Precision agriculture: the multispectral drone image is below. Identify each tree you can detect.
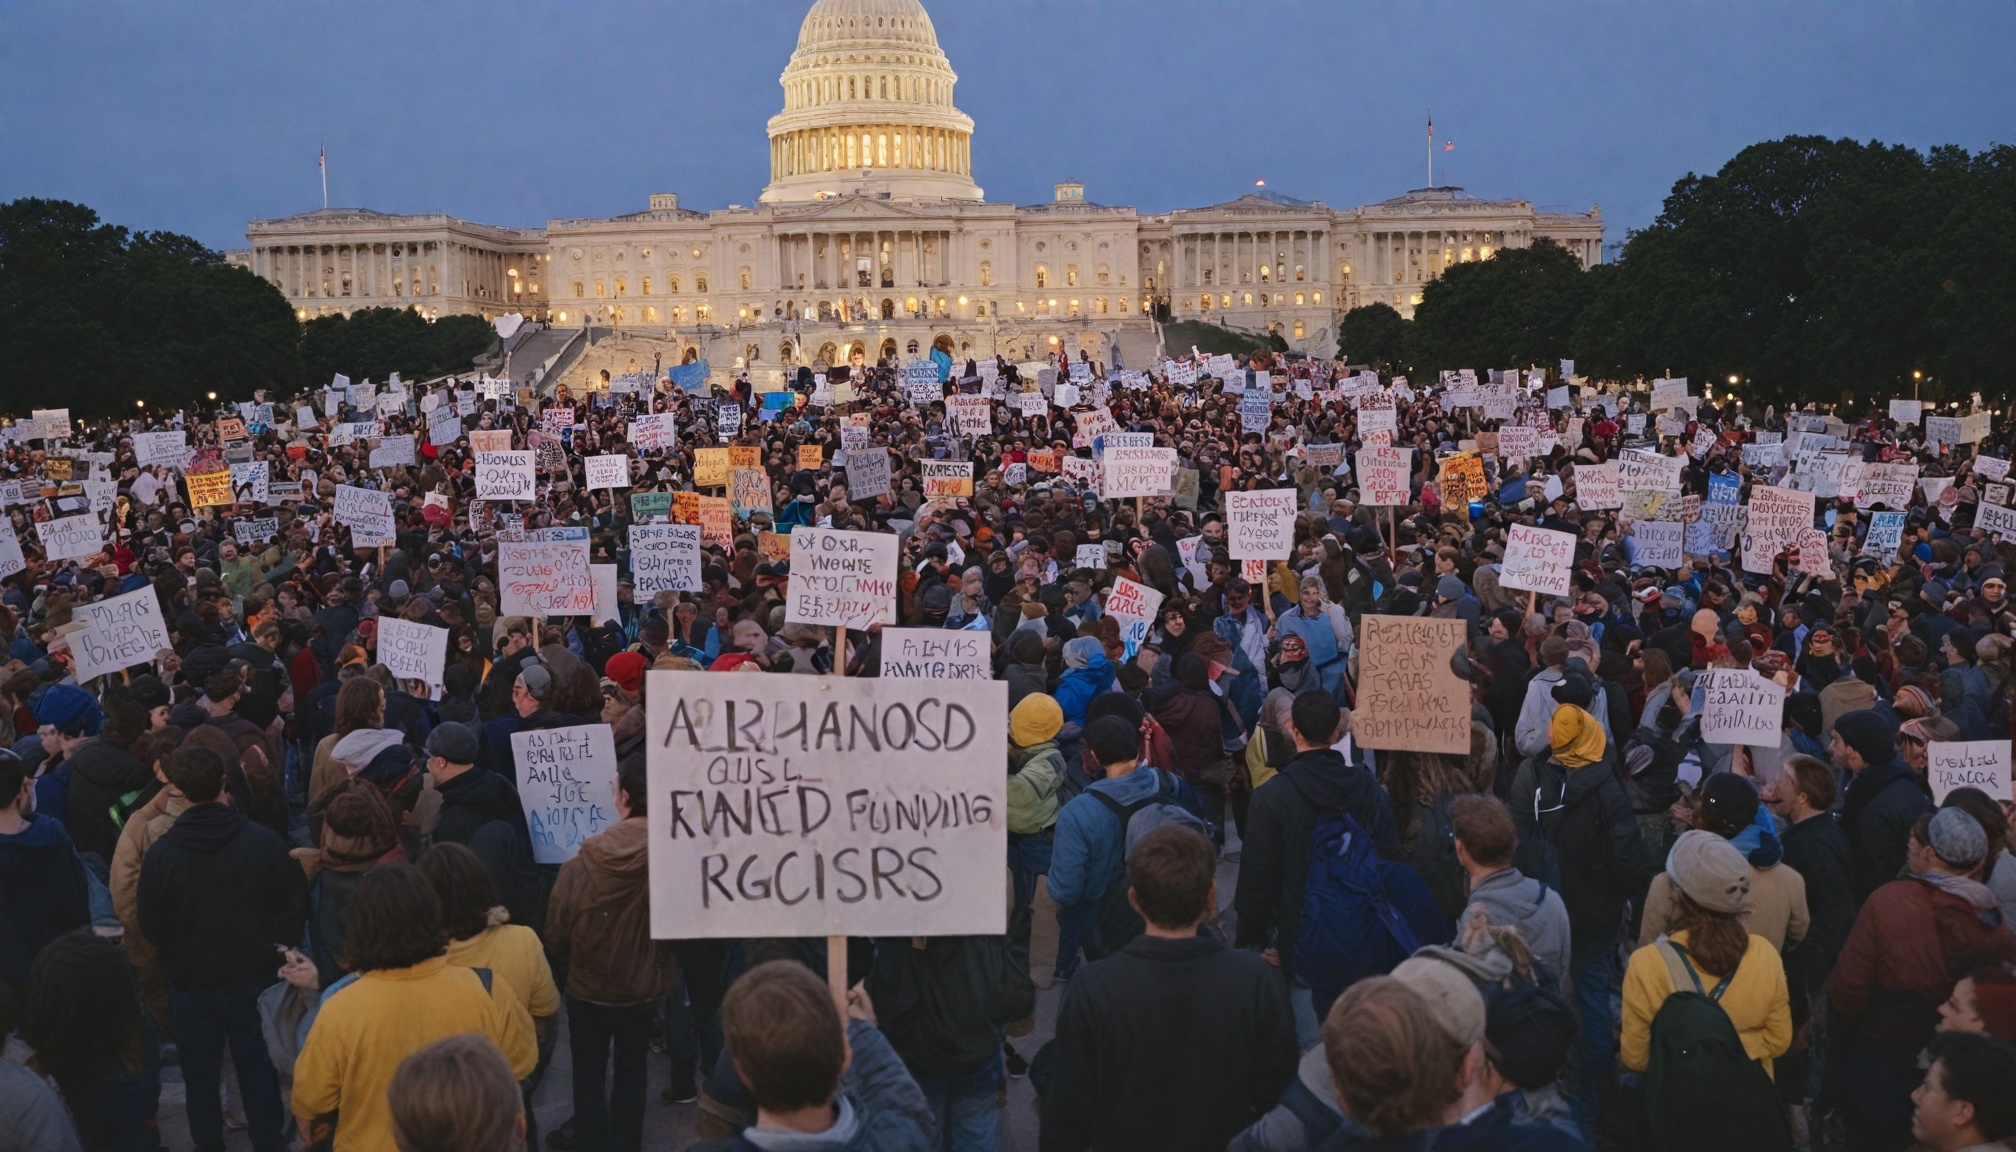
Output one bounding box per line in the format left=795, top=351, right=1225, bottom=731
left=1337, top=303, right=1408, bottom=370
left=1406, top=239, right=1589, bottom=375
left=298, top=308, right=496, bottom=390
left=0, top=198, right=300, bottom=416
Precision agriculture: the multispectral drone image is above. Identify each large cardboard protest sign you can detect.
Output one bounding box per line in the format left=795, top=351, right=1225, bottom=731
left=786, top=527, right=897, bottom=631
left=514, top=724, right=621, bottom=865
left=1976, top=502, right=2016, bottom=545
left=498, top=530, right=594, bottom=616
left=186, top=469, right=234, bottom=508
left=630, top=524, right=703, bottom=594
left=1500, top=524, right=1577, bottom=597
left=1926, top=740, right=2012, bottom=802
left=0, top=520, right=23, bottom=580
left=1626, top=520, right=1685, bottom=570
left=133, top=432, right=188, bottom=470
left=1104, top=576, right=1165, bottom=657
left=1698, top=669, right=1784, bottom=748
left=476, top=451, right=536, bottom=502
left=645, top=672, right=1009, bottom=938
left=845, top=449, right=892, bottom=501
left=585, top=455, right=631, bottom=491
left=1574, top=462, right=1622, bottom=510
left=920, top=461, right=973, bottom=499
left=378, top=617, right=448, bottom=690
left=1618, top=450, right=1683, bottom=492
left=1740, top=485, right=1817, bottom=574
left=879, top=629, right=991, bottom=680
left=1102, top=447, right=1175, bottom=498
left=69, top=585, right=172, bottom=681
left=333, top=485, right=395, bottom=546
left=1224, top=489, right=1299, bottom=559
left=1355, top=616, right=1469, bottom=754
left=1356, top=447, right=1411, bottom=506
left=36, top=513, right=102, bottom=562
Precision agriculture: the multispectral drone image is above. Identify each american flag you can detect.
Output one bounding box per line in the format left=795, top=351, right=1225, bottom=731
left=1444, top=140, right=1455, bottom=152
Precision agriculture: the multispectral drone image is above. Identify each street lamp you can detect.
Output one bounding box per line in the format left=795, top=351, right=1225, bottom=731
left=206, top=391, right=217, bottom=401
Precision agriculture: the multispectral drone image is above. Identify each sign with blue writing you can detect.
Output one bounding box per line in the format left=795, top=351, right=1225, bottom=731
left=513, top=723, right=620, bottom=864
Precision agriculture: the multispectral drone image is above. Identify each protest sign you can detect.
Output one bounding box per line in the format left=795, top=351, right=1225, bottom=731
left=1573, top=461, right=1622, bottom=510
left=698, top=497, right=734, bottom=549
left=377, top=617, right=448, bottom=689
left=1074, top=543, right=1107, bottom=571
left=1356, top=447, right=1411, bottom=506
left=921, top=461, right=973, bottom=499
left=369, top=435, right=415, bottom=470
left=591, top=563, right=620, bottom=625
left=757, top=532, right=794, bottom=563
left=498, top=530, right=594, bottom=616
left=644, top=672, right=1008, bottom=938
left=629, top=414, right=677, bottom=451
left=230, top=462, right=270, bottom=505
left=1626, top=520, right=1685, bottom=570
left=1241, top=388, right=1271, bottom=433
left=730, top=469, right=772, bottom=519
left=1926, top=741, right=2012, bottom=802
left=1975, top=456, right=2011, bottom=483
left=1890, top=399, right=1923, bottom=424
left=1699, top=668, right=1784, bottom=748
left=185, top=469, right=233, bottom=508
left=1355, top=616, right=1469, bottom=755
left=797, top=445, right=824, bottom=471
left=333, top=485, right=395, bottom=545
left=133, top=431, right=188, bottom=470
left=1500, top=524, right=1577, bottom=596
left=694, top=448, right=731, bottom=488
left=1102, top=447, right=1175, bottom=499
left=476, top=451, right=536, bottom=502
left=1865, top=511, right=1908, bottom=557
left=632, top=492, right=673, bottom=522
left=1926, top=416, right=1962, bottom=447
left=1439, top=454, right=1487, bottom=505
left=1224, top=489, right=1299, bottom=559
left=1975, top=502, right=2016, bottom=545
left=786, top=527, right=898, bottom=631
left=29, top=409, right=68, bottom=440
left=70, top=586, right=170, bottom=681
left=468, top=429, right=513, bottom=454
left=36, top=513, right=101, bottom=562
left=1741, top=485, right=1817, bottom=574
left=630, top=524, right=702, bottom=594
left=879, top=629, right=991, bottom=680
left=846, top=449, right=891, bottom=501
left=585, top=455, right=631, bottom=490
left=233, top=517, right=279, bottom=546
left=1104, top=576, right=1165, bottom=657
left=1649, top=378, right=1691, bottom=411
left=0, top=520, right=22, bottom=580
left=514, top=724, right=620, bottom=865
left=1618, top=450, right=1684, bottom=492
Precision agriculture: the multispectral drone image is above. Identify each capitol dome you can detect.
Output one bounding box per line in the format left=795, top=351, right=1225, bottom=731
left=760, top=0, right=982, bottom=204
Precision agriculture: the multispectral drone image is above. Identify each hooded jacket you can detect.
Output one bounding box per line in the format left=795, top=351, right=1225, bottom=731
left=135, top=802, right=307, bottom=990
left=1234, top=748, right=1402, bottom=977
left=1464, top=866, right=1573, bottom=988
left=544, top=817, right=675, bottom=1005
left=62, top=737, right=156, bottom=862
left=1827, top=873, right=2016, bottom=1049
left=1054, top=647, right=1116, bottom=727
left=1508, top=752, right=1656, bottom=960
left=0, top=811, right=90, bottom=991
left=1781, top=810, right=1857, bottom=992
left=1840, top=756, right=1934, bottom=906
left=865, top=934, right=1035, bottom=1079
left=1637, top=806, right=1811, bottom=952
left=432, top=766, right=546, bottom=931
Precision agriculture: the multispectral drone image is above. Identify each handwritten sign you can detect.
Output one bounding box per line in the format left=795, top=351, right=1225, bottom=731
left=845, top=448, right=891, bottom=501
left=1224, top=489, right=1299, bottom=560
left=0, top=520, right=23, bottom=580
left=694, top=448, right=731, bottom=488
left=730, top=469, right=773, bottom=519
left=185, top=469, right=234, bottom=508
left=1104, top=576, right=1165, bottom=658
left=1355, top=615, right=1469, bottom=755
left=1618, top=450, right=1683, bottom=492
left=1439, top=454, right=1488, bottom=506
left=1626, top=520, right=1685, bottom=570
left=469, top=429, right=513, bottom=454
left=631, top=492, right=673, bottom=523
left=921, top=461, right=974, bottom=499
left=1074, top=543, right=1107, bottom=570
left=1356, top=447, right=1411, bottom=507
left=786, top=527, right=897, bottom=631
left=69, top=586, right=171, bottom=681
left=1501, top=524, right=1577, bottom=596
left=645, top=672, right=1007, bottom=938
left=585, top=455, right=631, bottom=491
left=233, top=517, right=279, bottom=546
left=630, top=524, right=703, bottom=594
left=1102, top=447, right=1175, bottom=498
left=879, top=628, right=991, bottom=680
left=476, top=451, right=536, bottom=502
left=797, top=445, right=824, bottom=471
left=332, top=485, right=396, bottom=546
left=1740, top=485, right=1816, bottom=575
left=369, top=435, right=415, bottom=470
left=133, top=431, right=188, bottom=470
left=514, top=724, right=620, bottom=865
left=1927, top=740, right=2012, bottom=802
left=498, top=530, right=594, bottom=616
left=36, top=513, right=102, bottom=562
left=1698, top=669, right=1784, bottom=748
left=378, top=617, right=448, bottom=689
left=229, top=461, right=270, bottom=505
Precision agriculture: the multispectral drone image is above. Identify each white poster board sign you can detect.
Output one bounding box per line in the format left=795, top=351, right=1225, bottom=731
left=1698, top=669, right=1784, bottom=748
left=498, top=532, right=594, bottom=616
left=645, top=672, right=1008, bottom=937
left=476, top=451, right=537, bottom=502
left=630, top=524, right=703, bottom=594
left=1102, top=447, right=1175, bottom=498
left=1224, top=489, right=1299, bottom=560
left=879, top=628, right=991, bottom=680
left=513, top=724, right=621, bottom=864
left=332, top=485, right=396, bottom=547
left=377, top=617, right=448, bottom=690
left=585, top=455, right=631, bottom=491
left=1626, top=520, right=1685, bottom=570
left=133, top=432, right=189, bottom=470
left=36, top=514, right=102, bottom=562
left=786, top=527, right=898, bottom=630
left=70, top=586, right=172, bottom=681
left=1926, top=740, right=2012, bottom=802
left=1500, top=524, right=1577, bottom=596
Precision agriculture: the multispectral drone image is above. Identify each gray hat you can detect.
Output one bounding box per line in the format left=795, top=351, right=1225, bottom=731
left=1928, top=808, right=1989, bottom=868
left=1666, top=829, right=1751, bottom=914
left=424, top=722, right=480, bottom=766
left=1436, top=574, right=1467, bottom=602
left=1390, top=956, right=1487, bottom=1048
left=517, top=663, right=553, bottom=701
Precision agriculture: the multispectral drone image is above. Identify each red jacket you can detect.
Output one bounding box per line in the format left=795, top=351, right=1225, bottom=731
left=1827, top=876, right=2016, bottom=1046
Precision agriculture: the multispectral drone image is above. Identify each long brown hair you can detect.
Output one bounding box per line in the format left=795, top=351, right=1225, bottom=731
left=1672, top=891, right=1750, bottom=977
left=1379, top=751, right=1477, bottom=841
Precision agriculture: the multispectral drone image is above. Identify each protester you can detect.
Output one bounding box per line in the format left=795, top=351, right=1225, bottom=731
left=388, top=1035, right=528, bottom=1152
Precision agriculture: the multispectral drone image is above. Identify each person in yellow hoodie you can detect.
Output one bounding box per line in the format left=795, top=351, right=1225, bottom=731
left=290, top=862, right=536, bottom=1152
left=1621, top=830, right=1793, bottom=1077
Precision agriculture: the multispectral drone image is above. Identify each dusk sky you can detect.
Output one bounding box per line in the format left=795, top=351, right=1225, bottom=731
left=3, top=0, right=2010, bottom=253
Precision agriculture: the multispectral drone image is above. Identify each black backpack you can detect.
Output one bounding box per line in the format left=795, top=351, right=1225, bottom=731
left=1080, top=772, right=1211, bottom=962
left=1641, top=941, right=1792, bottom=1152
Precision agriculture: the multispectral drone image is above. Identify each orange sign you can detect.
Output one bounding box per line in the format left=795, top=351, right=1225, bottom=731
left=758, top=531, right=794, bottom=561
left=797, top=445, right=823, bottom=471
left=1027, top=450, right=1061, bottom=473
left=671, top=491, right=701, bottom=524
left=727, top=446, right=761, bottom=470
left=698, top=496, right=734, bottom=549
left=217, top=417, right=247, bottom=442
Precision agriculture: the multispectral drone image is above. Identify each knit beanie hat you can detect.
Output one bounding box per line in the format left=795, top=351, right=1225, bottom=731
left=1009, top=694, right=1063, bottom=747
left=35, top=684, right=104, bottom=738
left=1833, top=709, right=1896, bottom=767
left=1666, top=829, right=1751, bottom=914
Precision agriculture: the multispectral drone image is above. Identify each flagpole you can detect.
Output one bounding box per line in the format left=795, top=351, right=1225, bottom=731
left=1427, top=109, right=1433, bottom=188
left=319, top=144, right=328, bottom=210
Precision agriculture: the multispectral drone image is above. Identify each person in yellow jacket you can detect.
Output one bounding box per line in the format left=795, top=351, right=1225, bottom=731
left=291, top=862, right=536, bottom=1152
left=1621, top=830, right=1793, bottom=1077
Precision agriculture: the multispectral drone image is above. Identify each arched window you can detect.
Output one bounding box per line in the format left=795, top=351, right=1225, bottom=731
left=695, top=274, right=708, bottom=293
left=1199, top=295, right=1211, bottom=311
left=696, top=303, right=712, bottom=320
left=881, top=299, right=895, bottom=319
left=572, top=281, right=585, bottom=298
left=1095, top=298, right=1108, bottom=314
left=979, top=261, right=992, bottom=286
left=1066, top=265, right=1079, bottom=287
left=904, top=296, right=919, bottom=314
left=739, top=268, right=751, bottom=290
left=1221, top=294, right=1231, bottom=308
left=848, top=77, right=856, bottom=99
left=615, top=277, right=627, bottom=296
left=745, top=343, right=761, bottom=364
left=1096, top=263, right=1110, bottom=285
left=1242, top=292, right=1253, bottom=306
left=1294, top=292, right=1305, bottom=306
left=646, top=307, right=658, bottom=322
left=1295, top=264, right=1306, bottom=281
left=1294, top=320, right=1306, bottom=339
left=1312, top=291, right=1323, bottom=305
left=595, top=280, right=607, bottom=298
left=1260, top=264, right=1272, bottom=282
left=906, top=340, right=920, bottom=355
left=1118, top=297, right=1130, bottom=313
left=642, top=276, right=652, bottom=294
left=1034, top=264, right=1048, bottom=289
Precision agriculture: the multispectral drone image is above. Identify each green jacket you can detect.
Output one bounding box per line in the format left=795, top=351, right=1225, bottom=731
left=1006, top=740, right=1064, bottom=835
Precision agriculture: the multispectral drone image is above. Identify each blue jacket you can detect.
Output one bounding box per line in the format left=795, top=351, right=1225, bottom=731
left=1054, top=654, right=1116, bottom=727
left=692, top=1020, right=933, bottom=1152
left=0, top=811, right=91, bottom=991
left=1210, top=614, right=1267, bottom=730
left=1046, top=768, right=1169, bottom=908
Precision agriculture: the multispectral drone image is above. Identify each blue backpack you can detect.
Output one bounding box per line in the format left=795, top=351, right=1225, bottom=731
left=1293, top=803, right=1451, bottom=1019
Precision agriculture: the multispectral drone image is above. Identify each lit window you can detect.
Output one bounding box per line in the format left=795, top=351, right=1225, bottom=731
left=1199, top=295, right=1211, bottom=311
left=740, top=269, right=751, bottom=290
left=573, top=281, right=584, bottom=298
left=1242, top=292, right=1253, bottom=306
left=1067, top=265, right=1079, bottom=287
left=979, top=261, right=992, bottom=286
left=1220, top=294, right=1230, bottom=308
left=695, top=275, right=708, bottom=293
left=646, top=307, right=658, bottom=321
left=1295, top=292, right=1305, bottom=306
left=1479, top=246, right=1494, bottom=259
left=1294, top=321, right=1305, bottom=339
left=615, top=277, right=626, bottom=296
left=1313, top=291, right=1322, bottom=305
left=1095, top=298, right=1108, bottom=314
left=1035, top=265, right=1048, bottom=289
left=642, top=276, right=652, bottom=294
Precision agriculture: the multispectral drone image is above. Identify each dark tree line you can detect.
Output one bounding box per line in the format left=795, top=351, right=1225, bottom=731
left=0, top=199, right=498, bottom=418
left=1340, top=136, right=2016, bottom=406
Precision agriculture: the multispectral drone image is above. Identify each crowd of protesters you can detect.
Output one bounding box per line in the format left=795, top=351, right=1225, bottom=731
left=0, top=346, right=2013, bottom=1152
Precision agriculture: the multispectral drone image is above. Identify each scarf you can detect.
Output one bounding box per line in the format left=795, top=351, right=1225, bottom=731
left=1550, top=705, right=1605, bottom=770
left=1916, top=869, right=2005, bottom=928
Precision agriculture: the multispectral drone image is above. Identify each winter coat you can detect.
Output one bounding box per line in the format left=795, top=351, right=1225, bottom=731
left=1512, top=669, right=1613, bottom=760
left=1464, top=866, right=1573, bottom=987
left=1508, top=753, right=1656, bottom=960
left=135, top=802, right=307, bottom=991
left=1233, top=749, right=1402, bottom=977
left=1151, top=686, right=1234, bottom=788
left=865, top=935, right=1034, bottom=1079
left=1053, top=654, right=1115, bottom=727
left=431, top=766, right=547, bottom=931
left=62, top=738, right=155, bottom=862
left=1007, top=740, right=1064, bottom=835
left=0, top=812, right=90, bottom=991
left=1781, top=810, right=1857, bottom=1001
left=544, top=817, right=675, bottom=1005
left=1827, top=875, right=2016, bottom=1050
left=1839, top=757, right=1934, bottom=906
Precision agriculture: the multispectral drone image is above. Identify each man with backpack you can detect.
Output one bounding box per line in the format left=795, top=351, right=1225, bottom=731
left=1234, top=691, right=1409, bottom=1047
left=1046, top=714, right=1211, bottom=975
left=1451, top=794, right=1573, bottom=988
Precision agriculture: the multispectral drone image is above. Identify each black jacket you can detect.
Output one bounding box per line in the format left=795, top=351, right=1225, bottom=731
left=1040, top=935, right=1297, bottom=1152
left=136, top=803, right=307, bottom=991
left=1840, top=756, right=1933, bottom=906
left=1509, top=753, right=1655, bottom=959
left=477, top=646, right=540, bottom=722
left=432, top=767, right=545, bottom=930
left=866, top=935, right=1035, bottom=1079
left=1233, top=748, right=1401, bottom=977
left=63, top=738, right=156, bottom=862
left=1781, top=811, right=1856, bottom=991
left=0, top=812, right=90, bottom=991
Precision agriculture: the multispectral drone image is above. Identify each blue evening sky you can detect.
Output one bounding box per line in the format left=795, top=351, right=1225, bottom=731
left=2, top=1, right=2010, bottom=253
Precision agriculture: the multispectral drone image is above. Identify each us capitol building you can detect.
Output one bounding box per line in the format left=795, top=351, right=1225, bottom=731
left=232, top=0, right=1602, bottom=385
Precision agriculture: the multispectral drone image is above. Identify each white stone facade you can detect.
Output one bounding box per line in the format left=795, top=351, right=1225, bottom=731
left=234, top=0, right=1601, bottom=378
